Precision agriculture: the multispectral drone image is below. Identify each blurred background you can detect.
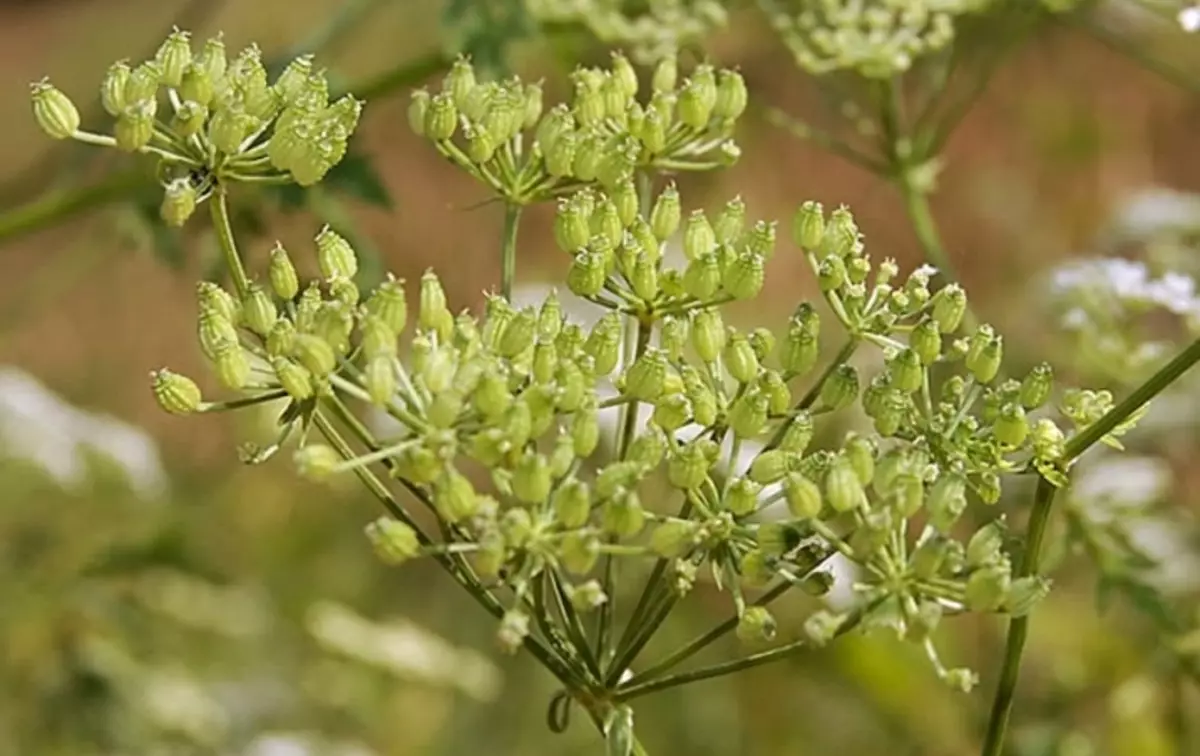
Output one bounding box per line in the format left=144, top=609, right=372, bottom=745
left=3, top=1, right=1200, bottom=754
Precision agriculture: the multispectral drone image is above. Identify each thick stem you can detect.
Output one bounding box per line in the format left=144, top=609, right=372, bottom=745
left=500, top=202, right=522, bottom=300
left=208, top=185, right=251, bottom=298
left=980, top=337, right=1200, bottom=756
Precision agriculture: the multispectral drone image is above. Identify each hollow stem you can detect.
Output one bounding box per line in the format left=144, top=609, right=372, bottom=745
left=500, top=202, right=522, bottom=299
left=208, top=185, right=251, bottom=298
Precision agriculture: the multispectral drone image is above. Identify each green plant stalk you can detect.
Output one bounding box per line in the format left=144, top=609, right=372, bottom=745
left=765, top=336, right=859, bottom=451
left=209, top=186, right=251, bottom=298
left=614, top=602, right=872, bottom=702
left=980, top=336, right=1200, bottom=756
left=501, top=202, right=522, bottom=299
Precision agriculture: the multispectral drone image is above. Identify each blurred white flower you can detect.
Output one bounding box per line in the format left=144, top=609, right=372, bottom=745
left=134, top=569, right=273, bottom=638
left=306, top=601, right=502, bottom=702
left=0, top=366, right=167, bottom=498
left=1072, top=454, right=1171, bottom=515
left=1108, top=187, right=1200, bottom=241
left=138, top=669, right=229, bottom=745
left=245, top=732, right=376, bottom=756
left=1180, top=4, right=1200, bottom=32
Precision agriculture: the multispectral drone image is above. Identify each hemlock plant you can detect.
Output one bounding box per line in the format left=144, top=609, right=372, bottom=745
left=30, top=20, right=1200, bottom=756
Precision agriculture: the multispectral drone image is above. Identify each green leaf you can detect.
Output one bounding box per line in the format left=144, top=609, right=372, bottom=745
left=322, top=152, right=393, bottom=209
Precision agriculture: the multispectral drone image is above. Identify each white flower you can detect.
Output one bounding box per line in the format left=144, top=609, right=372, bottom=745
left=1180, top=5, right=1200, bottom=32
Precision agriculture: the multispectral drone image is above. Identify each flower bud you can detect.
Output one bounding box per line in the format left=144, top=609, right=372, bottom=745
left=792, top=201, right=825, bottom=250
left=602, top=492, right=646, bottom=537
left=1020, top=363, right=1053, bottom=409
left=101, top=61, right=131, bottom=116
left=155, top=29, right=192, bottom=87
left=724, top=331, right=759, bottom=383
left=818, top=364, right=858, bottom=411
left=114, top=100, right=156, bottom=151
left=623, top=348, right=668, bottom=401
left=928, top=473, right=967, bottom=533
left=31, top=80, right=80, bottom=140
left=714, top=69, right=748, bottom=121
left=683, top=210, right=715, bottom=261
left=723, top=251, right=765, bottom=300
left=295, top=444, right=342, bottom=481
left=152, top=369, right=202, bottom=415
left=932, top=284, right=967, bottom=333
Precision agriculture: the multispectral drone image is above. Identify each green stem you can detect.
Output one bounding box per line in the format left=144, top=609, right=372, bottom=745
left=980, top=337, right=1200, bottom=756
left=765, top=336, right=859, bottom=451
left=614, top=603, right=869, bottom=702
left=500, top=202, right=522, bottom=300
left=0, top=170, right=146, bottom=244
left=208, top=185, right=251, bottom=298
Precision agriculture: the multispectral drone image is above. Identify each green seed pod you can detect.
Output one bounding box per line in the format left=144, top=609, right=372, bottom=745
left=365, top=275, right=408, bottom=335
left=151, top=369, right=203, bottom=415
left=531, top=340, right=557, bottom=384
left=736, top=606, right=777, bottom=643
left=822, top=206, right=859, bottom=258
left=196, top=280, right=238, bottom=326
left=159, top=178, right=197, bottom=227
left=780, top=323, right=819, bottom=376
left=726, top=477, right=762, bottom=516
left=211, top=341, right=251, bottom=391
left=194, top=33, right=226, bottom=84
left=723, top=251, right=765, bottom=300
left=739, top=549, right=775, bottom=588
left=521, top=81, right=544, bottom=130
left=512, top=453, right=552, bottom=505
left=825, top=455, right=866, bottom=513
left=689, top=308, right=724, bottom=363
left=114, top=100, right=156, bottom=151
left=544, top=127, right=577, bottom=177
left=843, top=434, right=876, bottom=486
left=364, top=517, right=420, bottom=565
left=572, top=402, right=601, bottom=457
left=313, top=301, right=353, bottom=355
left=890, top=473, right=924, bottom=518
left=993, top=403, right=1029, bottom=448
left=610, top=51, right=639, bottom=97
left=294, top=444, right=342, bottom=481
left=745, top=220, right=777, bottom=260
left=420, top=346, right=456, bottom=394
left=649, top=184, right=681, bottom=242
left=623, top=348, right=668, bottom=401
left=888, top=348, right=923, bottom=394
left=274, top=55, right=313, bottom=105
left=394, top=444, right=440, bottom=485
left=314, top=225, right=357, bottom=280
left=559, top=532, right=600, bottom=575
left=652, top=393, right=690, bottom=432
left=606, top=178, right=637, bottom=228
left=238, top=284, right=275, bottom=337
left=677, top=78, right=712, bottom=130
left=555, top=199, right=591, bottom=252
left=407, top=89, right=430, bottom=136
left=792, top=200, right=825, bottom=250
left=197, top=305, right=238, bottom=361
left=667, top=444, right=711, bottom=491
left=729, top=390, right=769, bottom=438
left=362, top=356, right=395, bottom=405
left=1004, top=576, right=1049, bottom=617
left=293, top=333, right=337, bottom=377
left=932, top=284, right=967, bottom=333
left=553, top=479, right=592, bottom=529
left=966, top=518, right=1006, bottom=569
left=652, top=55, right=677, bottom=93
left=585, top=313, right=622, bottom=376
left=418, top=269, right=451, bottom=334
left=1020, top=363, right=1053, bottom=410
left=818, top=364, right=858, bottom=411
left=1031, top=418, right=1066, bottom=461
left=686, top=382, right=717, bottom=428
left=498, top=307, right=536, bottom=358
left=928, top=473, right=967, bottom=533
left=424, top=91, right=457, bottom=141
left=124, top=61, right=161, bottom=103
left=784, top=472, right=823, bottom=519
left=100, top=61, right=131, bottom=116
left=714, top=69, right=748, bottom=121
left=777, top=412, right=814, bottom=454
left=758, top=370, right=791, bottom=415
left=967, top=336, right=1003, bottom=384
left=207, top=105, right=255, bottom=155
left=650, top=520, right=696, bottom=559
left=496, top=610, right=531, bottom=655
left=965, top=563, right=1011, bottom=612
left=30, top=80, right=80, bottom=140
left=466, top=123, right=498, bottom=164
left=155, top=29, right=192, bottom=87
left=428, top=389, right=466, bottom=429
left=564, top=250, right=608, bottom=300
left=272, top=356, right=314, bottom=401
left=433, top=468, right=479, bottom=524
left=261, top=243, right=299, bottom=302
left=170, top=99, right=207, bottom=138
left=683, top=210, right=715, bottom=261
left=714, top=196, right=746, bottom=244
left=573, top=131, right=604, bottom=181
left=444, top=56, right=476, bottom=108
left=683, top=252, right=721, bottom=300
left=910, top=319, right=941, bottom=366
left=748, top=450, right=791, bottom=485
left=630, top=253, right=658, bottom=302
left=724, top=331, right=759, bottom=384
left=602, top=492, right=646, bottom=537
left=817, top=254, right=846, bottom=292
left=596, top=461, right=645, bottom=500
